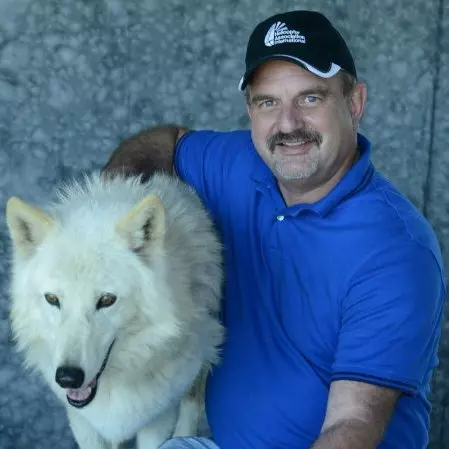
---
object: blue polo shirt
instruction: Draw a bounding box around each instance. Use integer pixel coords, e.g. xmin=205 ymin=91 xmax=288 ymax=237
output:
xmin=174 ymin=129 xmax=446 ymax=449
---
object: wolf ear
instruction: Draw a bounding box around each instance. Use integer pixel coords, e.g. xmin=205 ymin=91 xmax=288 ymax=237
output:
xmin=5 ymin=196 xmax=54 ymax=258
xmin=115 ymin=194 xmax=165 ymax=253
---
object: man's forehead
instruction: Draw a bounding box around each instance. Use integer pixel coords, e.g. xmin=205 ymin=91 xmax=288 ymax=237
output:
xmin=249 ymin=60 xmax=335 ymax=91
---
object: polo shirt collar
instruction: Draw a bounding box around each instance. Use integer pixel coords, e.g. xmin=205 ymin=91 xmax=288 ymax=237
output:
xmin=250 ymin=133 xmax=375 ymax=217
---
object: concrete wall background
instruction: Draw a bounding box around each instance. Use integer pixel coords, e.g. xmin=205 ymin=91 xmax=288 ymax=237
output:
xmin=0 ymin=0 xmax=447 ymax=447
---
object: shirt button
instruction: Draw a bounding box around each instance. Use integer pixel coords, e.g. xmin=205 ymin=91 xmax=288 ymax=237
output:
xmin=276 ymin=215 xmax=285 ymax=221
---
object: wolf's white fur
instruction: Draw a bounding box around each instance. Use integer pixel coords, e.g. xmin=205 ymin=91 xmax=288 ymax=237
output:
xmin=5 ymin=172 xmax=224 ymax=449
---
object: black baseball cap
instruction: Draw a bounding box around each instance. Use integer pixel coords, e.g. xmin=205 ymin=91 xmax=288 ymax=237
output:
xmin=238 ymin=10 xmax=357 ymax=91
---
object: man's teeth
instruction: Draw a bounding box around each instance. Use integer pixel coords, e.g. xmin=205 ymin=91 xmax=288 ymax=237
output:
xmin=281 ymin=140 xmax=308 ymax=146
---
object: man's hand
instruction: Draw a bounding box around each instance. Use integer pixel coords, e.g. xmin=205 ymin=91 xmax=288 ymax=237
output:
xmin=311 ymin=380 xmax=400 ymax=449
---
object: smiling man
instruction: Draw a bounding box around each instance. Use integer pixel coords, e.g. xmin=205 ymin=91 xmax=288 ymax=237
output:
xmin=245 ymin=58 xmax=364 ymax=206
xmin=102 ymin=10 xmax=446 ymax=449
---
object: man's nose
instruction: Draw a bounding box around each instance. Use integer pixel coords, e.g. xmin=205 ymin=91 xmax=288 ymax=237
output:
xmin=276 ymin=105 xmax=304 ymax=133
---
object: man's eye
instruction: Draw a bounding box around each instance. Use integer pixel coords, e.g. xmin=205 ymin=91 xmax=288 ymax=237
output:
xmin=259 ymin=99 xmax=274 ymax=108
xmin=305 ymin=95 xmax=318 ymax=104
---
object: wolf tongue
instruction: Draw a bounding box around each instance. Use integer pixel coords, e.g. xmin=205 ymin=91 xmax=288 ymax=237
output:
xmin=67 ymin=387 xmax=92 ymax=401
xmin=67 ymin=378 xmax=97 ymax=401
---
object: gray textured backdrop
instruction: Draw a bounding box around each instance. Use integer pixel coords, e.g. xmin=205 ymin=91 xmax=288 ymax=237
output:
xmin=0 ymin=0 xmax=448 ymax=448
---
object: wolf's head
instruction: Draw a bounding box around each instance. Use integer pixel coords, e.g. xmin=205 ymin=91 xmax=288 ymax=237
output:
xmin=5 ymin=182 xmax=183 ymax=408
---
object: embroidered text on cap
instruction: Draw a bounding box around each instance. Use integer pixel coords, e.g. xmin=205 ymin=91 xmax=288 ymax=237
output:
xmin=264 ymin=22 xmax=306 ymax=47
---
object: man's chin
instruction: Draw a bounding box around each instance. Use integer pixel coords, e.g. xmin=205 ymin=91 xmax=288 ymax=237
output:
xmin=271 ymin=160 xmax=319 ymax=182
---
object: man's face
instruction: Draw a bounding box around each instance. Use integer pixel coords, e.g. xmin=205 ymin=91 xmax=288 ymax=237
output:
xmin=247 ymin=60 xmax=366 ymax=196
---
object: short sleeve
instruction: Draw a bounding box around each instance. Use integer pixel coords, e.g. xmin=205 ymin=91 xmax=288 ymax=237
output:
xmin=173 ymin=130 xmax=223 ymax=213
xmin=332 ymin=241 xmax=446 ymax=395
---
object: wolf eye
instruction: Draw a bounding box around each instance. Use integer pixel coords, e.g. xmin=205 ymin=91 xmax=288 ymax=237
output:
xmin=96 ymin=294 xmax=117 ymax=310
xmin=44 ymin=293 xmax=60 ymax=308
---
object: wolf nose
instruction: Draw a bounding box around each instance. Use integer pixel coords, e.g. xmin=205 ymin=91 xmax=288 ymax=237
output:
xmin=55 ymin=366 xmax=85 ymax=388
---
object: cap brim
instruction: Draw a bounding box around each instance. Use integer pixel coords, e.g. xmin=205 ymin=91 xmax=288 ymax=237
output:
xmin=238 ymin=54 xmax=341 ymax=91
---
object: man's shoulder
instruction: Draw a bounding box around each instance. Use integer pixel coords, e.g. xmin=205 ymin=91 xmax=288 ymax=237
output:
xmin=176 ymin=128 xmax=259 ymax=179
xmin=179 ymin=128 xmax=253 ymax=150
xmin=370 ymin=173 xmax=439 ymax=249
xmin=335 ymin=170 xmax=445 ymax=276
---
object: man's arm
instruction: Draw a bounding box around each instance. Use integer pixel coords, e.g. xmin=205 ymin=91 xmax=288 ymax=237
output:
xmin=101 ymin=125 xmax=189 ymax=181
xmin=315 ymin=239 xmax=445 ymax=448
xmin=311 ymin=380 xmax=400 ymax=449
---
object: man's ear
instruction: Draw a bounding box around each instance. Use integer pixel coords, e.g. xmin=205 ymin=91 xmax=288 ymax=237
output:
xmin=349 ymin=82 xmax=368 ymax=128
xmin=245 ymin=87 xmax=254 ymax=120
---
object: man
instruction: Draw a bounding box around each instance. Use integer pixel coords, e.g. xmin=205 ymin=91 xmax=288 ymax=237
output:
xmin=102 ymin=10 xmax=446 ymax=449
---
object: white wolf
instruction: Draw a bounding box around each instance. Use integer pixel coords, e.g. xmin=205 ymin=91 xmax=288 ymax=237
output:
xmin=5 ymin=171 xmax=224 ymax=449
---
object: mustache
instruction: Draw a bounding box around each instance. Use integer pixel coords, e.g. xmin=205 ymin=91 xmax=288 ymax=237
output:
xmin=267 ymin=129 xmax=322 ymax=153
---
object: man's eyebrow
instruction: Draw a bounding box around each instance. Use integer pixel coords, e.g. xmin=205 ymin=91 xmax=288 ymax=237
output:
xmin=296 ymin=85 xmax=331 ymax=97
xmin=249 ymin=86 xmax=331 ymax=105
xmin=250 ymin=93 xmax=278 ymax=105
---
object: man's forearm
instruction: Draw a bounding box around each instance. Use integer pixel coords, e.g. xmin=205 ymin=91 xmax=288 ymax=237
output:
xmin=310 ymin=418 xmax=384 ymax=449
xmin=101 ymin=124 xmax=188 ymax=181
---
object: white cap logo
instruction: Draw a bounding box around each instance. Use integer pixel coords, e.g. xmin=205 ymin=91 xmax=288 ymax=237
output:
xmin=264 ymin=21 xmax=306 ymax=47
